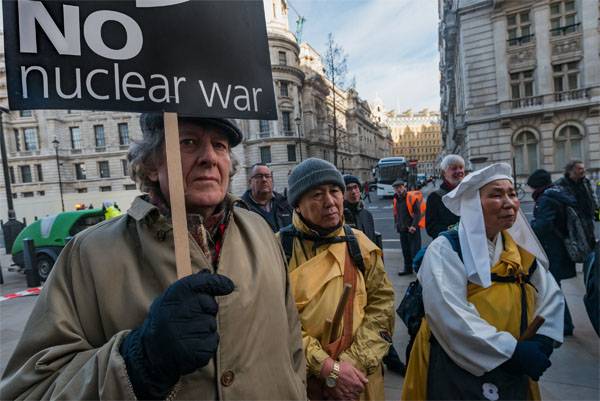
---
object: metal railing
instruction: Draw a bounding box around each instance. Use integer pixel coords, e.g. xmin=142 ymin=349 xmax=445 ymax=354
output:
xmin=507 ymin=34 xmax=535 ymax=47
xmin=550 ymin=22 xmax=580 ymax=36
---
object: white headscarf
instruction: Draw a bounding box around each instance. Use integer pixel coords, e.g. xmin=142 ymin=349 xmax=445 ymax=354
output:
xmin=442 ymin=163 xmax=548 ymax=288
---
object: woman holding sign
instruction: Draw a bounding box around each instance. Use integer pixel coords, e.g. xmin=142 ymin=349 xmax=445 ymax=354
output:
xmin=1 ymin=114 xmax=307 ymax=400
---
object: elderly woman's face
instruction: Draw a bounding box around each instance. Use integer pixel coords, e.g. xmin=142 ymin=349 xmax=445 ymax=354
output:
xmin=480 ymin=179 xmax=519 ymax=238
xmin=296 ymin=184 xmax=344 ymax=229
xmin=151 ymin=122 xmax=231 ymax=213
xmin=443 ymin=163 xmax=465 ymax=186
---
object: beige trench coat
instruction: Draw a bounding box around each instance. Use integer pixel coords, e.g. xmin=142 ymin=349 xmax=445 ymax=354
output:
xmin=0 ymin=196 xmax=307 ymax=400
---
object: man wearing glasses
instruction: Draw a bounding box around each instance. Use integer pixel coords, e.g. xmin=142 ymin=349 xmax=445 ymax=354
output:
xmin=242 ymin=163 xmax=293 ymax=232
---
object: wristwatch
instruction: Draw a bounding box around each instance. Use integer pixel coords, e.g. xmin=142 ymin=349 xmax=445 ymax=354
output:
xmin=325 ymin=361 xmax=341 ymax=388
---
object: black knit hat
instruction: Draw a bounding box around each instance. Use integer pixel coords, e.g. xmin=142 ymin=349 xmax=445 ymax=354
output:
xmin=343 ymin=174 xmax=361 ymax=189
xmin=287 ymin=158 xmax=345 ymax=207
xmin=526 ymin=169 xmax=551 ymax=189
xmin=139 ymin=113 xmax=243 ymax=147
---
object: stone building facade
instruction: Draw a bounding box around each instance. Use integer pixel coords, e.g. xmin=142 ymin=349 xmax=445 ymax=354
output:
xmin=439 ymin=0 xmax=600 ymax=181
xmin=385 ymin=109 xmax=442 ymax=176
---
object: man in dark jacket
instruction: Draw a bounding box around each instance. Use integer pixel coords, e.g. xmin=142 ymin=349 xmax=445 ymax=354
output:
xmin=425 ymin=154 xmax=464 ymax=238
xmin=528 ymin=168 xmax=577 ymax=335
xmin=241 ymin=163 xmax=293 ymax=232
xmin=393 ymin=180 xmax=420 ymax=275
xmin=343 ymin=175 xmax=377 ymax=244
xmin=555 ymin=160 xmax=598 ymax=249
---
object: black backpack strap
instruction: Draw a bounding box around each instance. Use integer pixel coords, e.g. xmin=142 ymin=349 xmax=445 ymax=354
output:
xmin=343 ymin=225 xmax=366 ymax=275
xmin=279 ymin=224 xmax=299 ymax=265
xmin=439 ymin=229 xmax=463 ymax=262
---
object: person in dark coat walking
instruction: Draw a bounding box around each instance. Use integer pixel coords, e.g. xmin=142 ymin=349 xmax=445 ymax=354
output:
xmin=393 ymin=180 xmax=420 ymax=275
xmin=554 ymin=160 xmax=598 ymax=250
xmin=528 ymin=168 xmax=577 ymax=335
xmin=425 ymin=154 xmax=464 ymax=239
xmin=241 ymin=163 xmax=293 ymax=233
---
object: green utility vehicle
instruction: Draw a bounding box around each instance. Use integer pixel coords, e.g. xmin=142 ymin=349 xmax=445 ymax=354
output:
xmin=11 ymin=209 xmax=105 ymax=280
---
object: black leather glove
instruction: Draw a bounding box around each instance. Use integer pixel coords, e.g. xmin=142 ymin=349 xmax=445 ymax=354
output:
xmin=503 ymin=340 xmax=551 ymax=381
xmin=529 ymin=334 xmax=554 ymax=357
xmin=120 ymin=270 xmax=235 ymax=400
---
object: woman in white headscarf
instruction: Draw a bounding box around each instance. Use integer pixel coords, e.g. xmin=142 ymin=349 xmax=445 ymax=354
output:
xmin=401 ymin=163 xmax=564 ymax=401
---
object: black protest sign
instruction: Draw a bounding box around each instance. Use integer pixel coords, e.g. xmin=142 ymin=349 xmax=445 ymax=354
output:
xmin=3 ymin=0 xmax=277 ymax=119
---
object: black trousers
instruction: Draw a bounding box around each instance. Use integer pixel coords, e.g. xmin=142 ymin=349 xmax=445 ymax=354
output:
xmin=399 ymin=230 xmax=422 ymax=273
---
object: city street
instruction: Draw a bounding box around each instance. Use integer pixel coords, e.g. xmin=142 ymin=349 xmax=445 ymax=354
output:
xmin=0 ymin=184 xmax=598 ymax=400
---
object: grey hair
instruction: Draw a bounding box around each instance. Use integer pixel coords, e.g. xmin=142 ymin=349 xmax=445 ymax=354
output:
xmin=440 ymin=154 xmax=465 ymax=171
xmin=128 ymin=116 xmax=240 ymax=193
xmin=564 ymin=159 xmax=583 ymax=175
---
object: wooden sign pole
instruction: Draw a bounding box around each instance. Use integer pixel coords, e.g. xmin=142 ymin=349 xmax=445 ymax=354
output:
xmin=163 ymin=112 xmax=192 ymax=279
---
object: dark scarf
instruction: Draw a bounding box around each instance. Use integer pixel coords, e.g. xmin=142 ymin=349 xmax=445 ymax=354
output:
xmin=442 ymin=179 xmax=457 ymax=191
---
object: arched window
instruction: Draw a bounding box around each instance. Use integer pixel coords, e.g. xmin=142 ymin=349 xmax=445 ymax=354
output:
xmin=513 ymin=130 xmax=538 ymax=174
xmin=555 ymin=124 xmax=583 ymax=169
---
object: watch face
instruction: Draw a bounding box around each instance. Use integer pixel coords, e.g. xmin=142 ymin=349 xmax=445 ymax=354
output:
xmin=325 ymin=377 xmax=337 ymax=388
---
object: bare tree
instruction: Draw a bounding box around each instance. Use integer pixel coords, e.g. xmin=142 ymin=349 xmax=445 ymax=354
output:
xmin=324 ymin=33 xmax=348 ymax=168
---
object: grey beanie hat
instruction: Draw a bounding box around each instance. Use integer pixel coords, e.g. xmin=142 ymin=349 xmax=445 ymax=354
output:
xmin=288 ymin=158 xmax=345 ymax=207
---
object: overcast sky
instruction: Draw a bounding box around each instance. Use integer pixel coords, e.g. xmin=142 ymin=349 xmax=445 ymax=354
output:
xmin=289 ymin=0 xmax=440 ymax=113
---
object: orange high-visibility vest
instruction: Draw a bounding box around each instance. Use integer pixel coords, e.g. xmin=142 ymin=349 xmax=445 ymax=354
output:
xmin=406 ymin=191 xmax=426 ymax=229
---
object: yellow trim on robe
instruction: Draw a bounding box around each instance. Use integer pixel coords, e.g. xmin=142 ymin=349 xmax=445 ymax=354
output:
xmin=401 ymin=231 xmax=542 ymax=401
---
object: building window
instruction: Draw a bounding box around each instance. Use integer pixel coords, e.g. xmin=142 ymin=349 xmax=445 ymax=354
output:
xmin=75 ymin=163 xmax=87 ymax=180
xmin=118 ymin=123 xmax=130 ymax=145
xmin=554 ymin=124 xmax=583 ymax=168
xmin=259 ymin=120 xmax=270 ymax=137
xmin=37 ymin=190 xmax=45 ymax=196
xmin=553 ymin=62 xmax=579 ymax=93
xmin=507 ymin=10 xmax=532 ymax=46
xmin=287 ymin=144 xmax=297 ymax=162
xmin=282 ymin=111 xmax=292 ymax=134
xmin=278 ymin=51 xmax=287 ymax=65
xmin=550 ymin=0 xmax=578 ymax=36
xmin=20 ymin=165 xmax=32 ymax=183
xmin=98 ymin=161 xmax=110 ymax=178
xmin=513 ymin=130 xmax=539 ymax=175
xmin=100 ymin=186 xmax=112 ymax=192
xmin=124 ymin=184 xmax=137 ymax=190
xmin=70 ymin=126 xmax=82 ymax=149
xmin=22 ymin=192 xmax=34 ymax=198
xmin=280 ymin=81 xmax=289 ymax=97
xmin=35 ymin=164 xmax=43 ymax=181
xmin=76 ymin=188 xmax=88 ymax=193
xmin=9 ymin=166 xmax=15 ymax=184
xmin=260 ymin=146 xmax=272 ymax=164
xmin=510 ymin=70 xmax=535 ymax=106
xmin=23 ymin=128 xmax=38 ymax=151
xmin=19 ymin=110 xmax=32 ymax=117
xmin=13 ymin=129 xmax=21 ymax=151
xmin=94 ymin=125 xmax=106 ymax=147
xmin=122 ymin=159 xmax=128 ymax=176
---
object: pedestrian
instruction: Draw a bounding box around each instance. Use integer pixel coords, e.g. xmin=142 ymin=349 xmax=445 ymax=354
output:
xmin=554 ymin=160 xmax=599 ymax=250
xmin=343 ymin=174 xmax=406 ymax=375
xmin=527 ymin=169 xmax=577 ymax=336
xmin=425 ymin=154 xmax=464 ymax=239
xmin=402 ymin=163 xmax=564 ymax=401
xmin=102 ymin=200 xmax=123 ymax=220
xmin=0 ymin=114 xmax=307 ymax=400
xmin=281 ymin=158 xmax=395 ymax=401
xmin=363 ymin=179 xmax=372 ymax=203
xmin=241 ymin=163 xmax=293 ymax=232
xmin=393 ymin=180 xmax=420 ymax=276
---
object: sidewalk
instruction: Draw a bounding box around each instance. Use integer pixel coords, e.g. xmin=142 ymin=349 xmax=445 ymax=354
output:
xmin=1 ymin=248 xmax=599 ymax=400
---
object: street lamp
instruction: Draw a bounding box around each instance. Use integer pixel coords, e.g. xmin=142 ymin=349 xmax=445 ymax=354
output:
xmin=294 ymin=116 xmax=303 ymax=162
xmin=0 ymin=105 xmax=15 ymax=219
xmin=52 ymin=138 xmax=65 ymax=212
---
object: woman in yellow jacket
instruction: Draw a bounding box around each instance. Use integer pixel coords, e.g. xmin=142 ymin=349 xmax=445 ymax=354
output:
xmin=402 ymin=163 xmax=564 ymax=401
xmin=282 ymin=158 xmax=395 ymax=401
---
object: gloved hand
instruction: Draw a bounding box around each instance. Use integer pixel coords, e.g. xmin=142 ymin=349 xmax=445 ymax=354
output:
xmin=503 ymin=340 xmax=551 ymax=381
xmin=529 ymin=334 xmax=555 ymax=357
xmin=120 ymin=270 xmax=235 ymax=400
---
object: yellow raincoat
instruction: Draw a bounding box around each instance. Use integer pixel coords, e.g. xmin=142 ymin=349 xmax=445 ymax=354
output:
xmin=283 ymin=213 xmax=395 ymax=400
xmin=402 ymin=232 xmax=542 ymax=400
